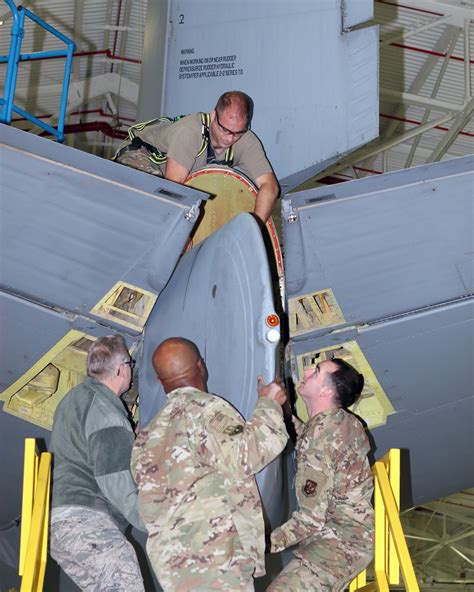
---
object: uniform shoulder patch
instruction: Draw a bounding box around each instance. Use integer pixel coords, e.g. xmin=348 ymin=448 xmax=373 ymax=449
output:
xmin=209 ymin=411 xmax=227 ymax=431
xmin=223 ymin=424 xmax=244 ymax=436
xmin=209 ymin=410 xmax=244 ymax=436
xmin=303 ymin=479 xmax=318 ymax=496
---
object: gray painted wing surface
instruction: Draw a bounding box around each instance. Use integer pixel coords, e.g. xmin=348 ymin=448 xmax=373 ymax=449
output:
xmin=140 ymin=213 xmax=286 ymax=525
xmin=163 ymin=0 xmax=378 ymax=184
xmin=0 ymin=124 xmax=207 ymax=324
xmin=0 ymin=294 xmax=57 ymax=527
xmin=284 ymin=156 xmax=474 ymax=504
xmin=287 ymin=299 xmax=473 ymax=504
xmin=0 ymin=291 xmax=148 ymax=589
xmin=0 ymin=291 xmax=141 ymax=521
xmin=284 ymin=155 xmax=473 ymax=337
xmin=0 ymin=124 xmax=206 ymax=580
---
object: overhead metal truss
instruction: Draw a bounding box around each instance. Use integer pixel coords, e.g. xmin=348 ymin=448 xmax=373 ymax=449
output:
xmin=401 ymin=489 xmax=474 ymax=590
xmin=304 ymin=0 xmax=473 ymax=187
xmin=0 ymin=0 xmax=146 ymax=156
xmin=1 ymin=1 xmax=471 ymax=167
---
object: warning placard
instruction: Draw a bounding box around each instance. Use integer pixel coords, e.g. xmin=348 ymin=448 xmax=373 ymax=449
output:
xmin=178 ymin=50 xmax=244 ymax=80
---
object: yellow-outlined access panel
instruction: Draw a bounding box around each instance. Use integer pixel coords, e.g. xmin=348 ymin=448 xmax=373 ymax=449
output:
xmin=288 ymin=288 xmax=346 ymax=336
xmin=90 ymin=281 xmax=158 ymax=332
xmin=1 ymin=330 xmax=95 ymax=430
xmin=294 ymin=340 xmax=395 ymax=429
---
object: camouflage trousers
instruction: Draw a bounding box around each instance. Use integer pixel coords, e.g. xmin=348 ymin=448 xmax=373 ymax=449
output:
xmin=148 ymin=543 xmax=255 ymax=592
xmin=267 ymin=556 xmax=346 ymax=591
xmin=114 ymin=146 xmax=164 ymax=176
xmin=50 ymin=506 xmax=144 ymax=591
xmin=157 ymin=569 xmax=254 ymax=592
xmin=267 ymin=541 xmax=372 ymax=592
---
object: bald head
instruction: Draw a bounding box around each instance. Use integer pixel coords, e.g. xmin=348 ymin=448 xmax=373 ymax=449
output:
xmin=215 ymin=91 xmax=253 ymax=124
xmin=152 ymin=337 xmax=207 ymax=393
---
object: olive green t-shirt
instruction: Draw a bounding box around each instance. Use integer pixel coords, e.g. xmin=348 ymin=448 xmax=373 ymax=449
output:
xmin=134 ymin=112 xmax=273 ymax=182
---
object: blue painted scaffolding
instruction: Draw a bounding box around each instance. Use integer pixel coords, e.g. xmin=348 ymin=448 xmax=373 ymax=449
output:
xmin=0 ymin=0 xmax=75 ymax=142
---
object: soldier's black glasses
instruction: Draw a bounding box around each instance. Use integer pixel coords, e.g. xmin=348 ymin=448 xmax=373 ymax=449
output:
xmin=215 ymin=111 xmax=248 ymax=137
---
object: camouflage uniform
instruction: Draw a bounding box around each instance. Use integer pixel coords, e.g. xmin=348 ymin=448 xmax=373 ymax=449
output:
xmin=131 ymin=386 xmax=288 ymax=591
xmin=50 ymin=506 xmax=144 ymax=592
xmin=269 ymin=408 xmax=374 ymax=592
xmin=115 ymin=145 xmax=164 ymax=175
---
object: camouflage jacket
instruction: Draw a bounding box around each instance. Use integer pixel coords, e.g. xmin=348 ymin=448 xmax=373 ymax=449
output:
xmin=271 ymin=408 xmax=374 ymax=562
xmin=131 ymin=387 xmax=288 ymax=578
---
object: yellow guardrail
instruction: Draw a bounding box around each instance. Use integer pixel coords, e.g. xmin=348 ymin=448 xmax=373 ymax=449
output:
xmin=19 ymin=438 xmax=52 ymax=592
xmin=350 ymin=449 xmax=419 ymax=592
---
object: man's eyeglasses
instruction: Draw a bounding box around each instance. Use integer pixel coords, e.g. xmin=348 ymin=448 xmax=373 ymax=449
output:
xmin=122 ymin=359 xmax=136 ymax=369
xmin=215 ymin=111 xmax=248 ymax=138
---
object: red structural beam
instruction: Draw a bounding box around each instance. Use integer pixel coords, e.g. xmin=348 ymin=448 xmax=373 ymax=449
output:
xmin=61 ymin=122 xmax=127 ymax=139
xmin=12 ymin=108 xmax=134 ymax=126
xmin=388 ymin=42 xmax=474 ymax=64
xmin=376 ymin=1 xmax=473 ymax=63
xmin=376 ymin=0 xmax=443 ymax=16
xmin=72 ymin=49 xmax=141 ymax=65
xmin=38 ymin=121 xmax=127 ymax=140
xmin=380 ymin=113 xmax=474 ymax=137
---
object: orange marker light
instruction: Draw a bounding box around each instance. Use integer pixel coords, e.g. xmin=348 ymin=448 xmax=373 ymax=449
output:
xmin=266 ymin=314 xmax=280 ymax=327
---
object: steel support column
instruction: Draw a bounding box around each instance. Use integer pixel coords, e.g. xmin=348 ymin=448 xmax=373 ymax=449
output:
xmin=136 ymin=0 xmax=169 ymax=121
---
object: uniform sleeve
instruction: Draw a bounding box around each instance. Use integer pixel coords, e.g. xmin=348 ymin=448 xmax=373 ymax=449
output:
xmin=271 ymin=434 xmax=335 ymax=551
xmin=292 ymin=415 xmax=305 ymax=437
xmin=205 ymin=397 xmax=288 ymax=478
xmin=130 ymin=425 xmax=147 ymax=482
xmin=88 ymin=425 xmax=147 ymax=531
xmin=165 ymin=117 xmax=204 ymax=172
xmin=232 ymin=131 xmax=273 ymax=182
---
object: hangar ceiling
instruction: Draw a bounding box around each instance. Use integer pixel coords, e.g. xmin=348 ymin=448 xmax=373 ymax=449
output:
xmin=311 ymin=0 xmax=474 ymax=186
xmin=0 ymin=0 xmax=472 ymax=169
xmin=401 ymin=489 xmax=474 ymax=590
